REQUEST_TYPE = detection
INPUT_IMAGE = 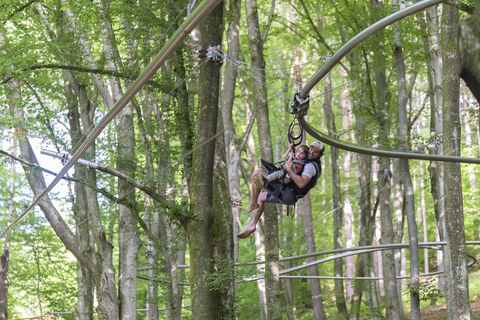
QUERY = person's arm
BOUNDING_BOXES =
[282,143,294,159]
[285,155,312,188]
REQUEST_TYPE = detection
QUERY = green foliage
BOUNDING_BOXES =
[8,225,77,318]
[417,278,444,302]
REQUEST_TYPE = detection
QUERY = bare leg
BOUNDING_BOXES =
[247,170,266,212]
[238,192,267,238]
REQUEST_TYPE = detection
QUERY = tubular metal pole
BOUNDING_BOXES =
[294,0,480,163]
[0,0,222,240]
[299,0,443,99]
[300,117,480,164]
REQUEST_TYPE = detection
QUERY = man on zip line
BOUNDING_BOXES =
[237,140,324,239]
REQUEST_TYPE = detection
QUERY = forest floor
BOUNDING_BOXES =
[419,301,480,319]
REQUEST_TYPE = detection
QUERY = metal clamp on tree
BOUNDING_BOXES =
[289,91,310,117]
[199,46,224,64]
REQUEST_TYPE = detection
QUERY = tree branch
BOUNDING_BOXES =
[40,149,174,210]
[262,0,276,42]
[0,149,76,182]
[4,0,39,22]
[297,0,350,73]
[1,64,164,90]
[444,0,474,13]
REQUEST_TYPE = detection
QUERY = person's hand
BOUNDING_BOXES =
[285,153,293,171]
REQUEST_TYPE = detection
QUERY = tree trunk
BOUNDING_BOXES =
[442,5,471,319]
[63,75,96,320]
[255,221,268,320]
[221,0,242,262]
[341,71,355,302]
[421,4,446,293]
[392,2,420,317]
[239,84,267,320]
[212,114,236,318]
[186,3,233,318]
[459,0,480,103]
[419,161,429,274]
[299,196,326,320]
[37,7,98,317]
[350,151,375,320]
[97,4,141,318]
[0,136,14,320]
[323,71,346,319]
[7,11,121,317]
[244,0,281,318]
[392,0,418,317]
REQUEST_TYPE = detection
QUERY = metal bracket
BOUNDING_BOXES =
[290,91,310,117]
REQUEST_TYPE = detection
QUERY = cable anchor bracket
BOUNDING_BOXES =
[199,46,224,64]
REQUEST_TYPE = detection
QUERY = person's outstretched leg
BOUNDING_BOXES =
[247,170,265,212]
[238,192,267,238]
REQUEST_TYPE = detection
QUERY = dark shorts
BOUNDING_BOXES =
[265,180,297,205]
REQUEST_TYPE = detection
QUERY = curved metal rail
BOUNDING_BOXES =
[299,0,443,98]
[240,241,480,283]
[0,0,222,240]
[300,117,480,164]
[297,0,480,163]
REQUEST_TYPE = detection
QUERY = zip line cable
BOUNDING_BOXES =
[0,0,222,241]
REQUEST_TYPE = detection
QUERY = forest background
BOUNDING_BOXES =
[1,0,480,319]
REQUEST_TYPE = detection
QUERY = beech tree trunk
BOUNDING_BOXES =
[459,0,480,103]
[63,75,96,320]
[392,0,419,317]
[221,0,242,262]
[341,71,355,302]
[238,79,268,320]
[442,5,471,319]
[323,72,346,319]
[186,3,234,318]
[245,0,281,318]
[421,4,446,293]
[0,136,14,320]
[97,4,141,319]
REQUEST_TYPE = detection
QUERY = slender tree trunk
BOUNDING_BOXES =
[221,0,242,262]
[323,72,346,319]
[341,71,355,302]
[212,114,236,318]
[244,0,281,318]
[421,5,446,293]
[155,90,185,320]
[97,4,141,319]
[299,196,326,320]
[0,136,15,320]
[350,151,374,320]
[239,82,268,320]
[6,12,121,317]
[392,0,420,316]
[255,221,268,320]
[442,5,471,319]
[461,83,477,188]
[38,7,98,317]
[0,240,9,320]
[419,161,428,274]
[63,75,96,320]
